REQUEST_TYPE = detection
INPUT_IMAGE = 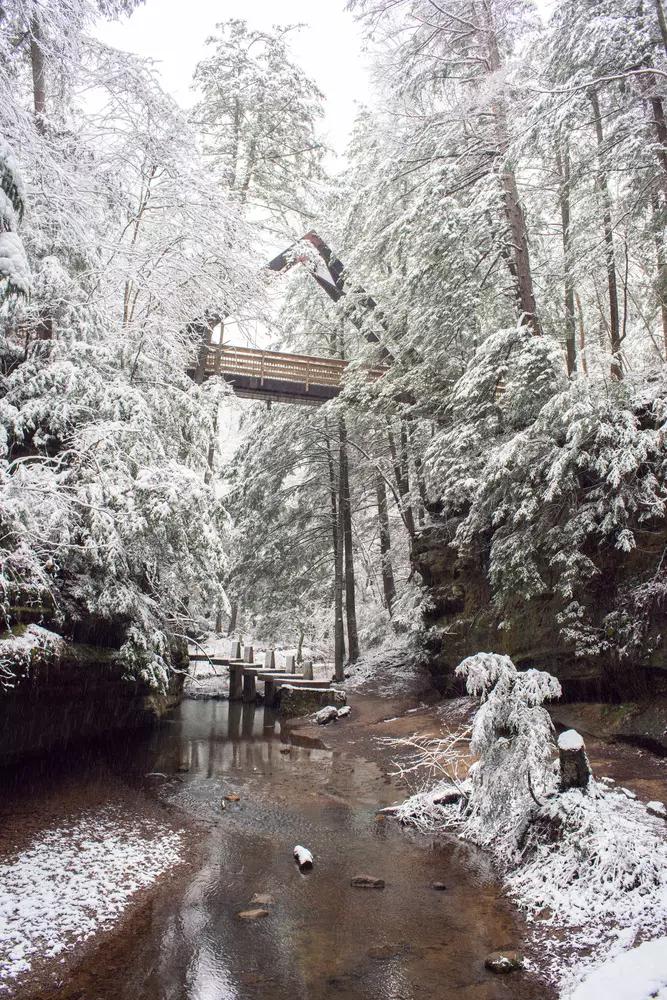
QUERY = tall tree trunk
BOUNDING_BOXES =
[376,473,396,616]
[30,17,47,125]
[589,88,623,379]
[339,415,359,663]
[574,291,588,375]
[387,423,415,538]
[482,1,541,335]
[654,0,667,58]
[652,195,667,358]
[556,138,577,375]
[499,167,542,336]
[227,600,238,635]
[325,425,345,679]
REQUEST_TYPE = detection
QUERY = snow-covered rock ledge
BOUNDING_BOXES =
[0,806,183,990]
[0,629,184,761]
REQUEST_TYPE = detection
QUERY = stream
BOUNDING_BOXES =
[1,697,556,1000]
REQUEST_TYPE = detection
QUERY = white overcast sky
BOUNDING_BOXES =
[96,0,372,160]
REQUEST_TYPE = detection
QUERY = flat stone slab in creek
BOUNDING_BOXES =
[236,908,270,920]
[350,875,386,888]
[484,951,524,973]
[647,801,667,819]
[432,882,447,890]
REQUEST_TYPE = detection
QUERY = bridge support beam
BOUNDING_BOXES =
[243,672,257,703]
[264,679,277,708]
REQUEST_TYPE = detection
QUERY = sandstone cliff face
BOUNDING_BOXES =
[0,642,185,762]
[412,522,667,703]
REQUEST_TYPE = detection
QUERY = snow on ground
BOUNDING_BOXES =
[341,634,429,698]
[0,807,182,988]
[510,785,667,996]
[567,938,667,1000]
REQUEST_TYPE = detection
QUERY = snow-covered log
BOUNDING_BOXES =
[293,845,313,870]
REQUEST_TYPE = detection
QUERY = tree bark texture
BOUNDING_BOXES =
[589,88,623,379]
[326,427,345,679]
[338,415,359,663]
[387,424,415,538]
[376,473,396,616]
[556,139,577,375]
[30,17,47,124]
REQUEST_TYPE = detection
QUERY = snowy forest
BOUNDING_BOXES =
[1,2,667,999]
[2,0,667,696]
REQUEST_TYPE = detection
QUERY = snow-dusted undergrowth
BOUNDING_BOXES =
[392,653,667,997]
[0,808,183,988]
[342,633,426,697]
[0,625,65,691]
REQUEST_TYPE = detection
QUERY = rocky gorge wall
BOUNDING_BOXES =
[412,521,667,706]
[0,641,184,762]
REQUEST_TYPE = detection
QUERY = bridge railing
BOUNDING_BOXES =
[203,344,387,389]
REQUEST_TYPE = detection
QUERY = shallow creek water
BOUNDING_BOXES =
[2,698,555,1000]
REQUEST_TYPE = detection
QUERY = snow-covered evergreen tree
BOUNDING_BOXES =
[192,20,326,235]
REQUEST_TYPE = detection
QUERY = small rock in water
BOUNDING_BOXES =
[621,787,637,800]
[337,706,351,718]
[294,845,314,870]
[249,893,274,906]
[647,801,667,819]
[315,706,339,725]
[351,875,385,888]
[220,800,227,810]
[367,944,401,960]
[236,908,269,921]
[279,746,291,754]
[432,882,447,891]
[600,776,615,784]
[484,951,523,973]
[176,764,190,773]
[225,795,241,802]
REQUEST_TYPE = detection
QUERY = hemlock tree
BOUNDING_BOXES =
[192,19,327,235]
[0,2,263,687]
[0,137,30,300]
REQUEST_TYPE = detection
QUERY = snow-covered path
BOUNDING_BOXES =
[0,807,182,989]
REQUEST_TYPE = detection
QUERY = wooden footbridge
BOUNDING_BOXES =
[187,230,392,406]
[189,343,387,406]
[189,642,338,707]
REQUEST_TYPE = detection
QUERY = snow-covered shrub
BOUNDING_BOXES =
[456,652,562,858]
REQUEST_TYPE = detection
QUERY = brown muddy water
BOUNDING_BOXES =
[2,698,554,1000]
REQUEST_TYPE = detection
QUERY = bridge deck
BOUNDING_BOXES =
[190,344,387,405]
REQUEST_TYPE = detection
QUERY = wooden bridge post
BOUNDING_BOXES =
[229,664,244,701]
[243,672,257,703]
[302,659,313,680]
[285,653,296,674]
[230,640,241,660]
[243,645,254,664]
[264,649,275,669]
